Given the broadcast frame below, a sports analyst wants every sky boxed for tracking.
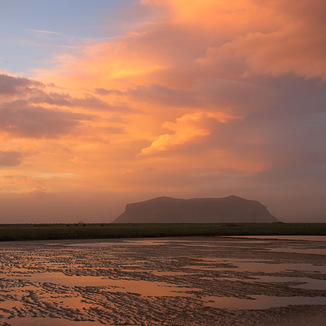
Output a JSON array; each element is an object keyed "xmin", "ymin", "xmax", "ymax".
[{"xmin": 0, "ymin": 0, "xmax": 326, "ymax": 223}]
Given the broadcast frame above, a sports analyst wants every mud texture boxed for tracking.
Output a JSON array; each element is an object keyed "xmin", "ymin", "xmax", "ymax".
[{"xmin": 0, "ymin": 236, "xmax": 325, "ymax": 325}]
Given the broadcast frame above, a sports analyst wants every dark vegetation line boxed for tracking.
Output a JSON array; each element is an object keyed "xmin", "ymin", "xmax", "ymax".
[{"xmin": 0, "ymin": 223, "xmax": 325, "ymax": 241}]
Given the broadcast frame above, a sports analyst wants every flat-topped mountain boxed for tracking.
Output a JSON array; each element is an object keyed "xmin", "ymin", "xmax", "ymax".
[{"xmin": 113, "ymin": 196, "xmax": 278, "ymax": 223}]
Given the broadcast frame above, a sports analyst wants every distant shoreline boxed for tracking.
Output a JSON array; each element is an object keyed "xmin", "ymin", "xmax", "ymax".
[{"xmin": 0, "ymin": 223, "xmax": 325, "ymax": 241}]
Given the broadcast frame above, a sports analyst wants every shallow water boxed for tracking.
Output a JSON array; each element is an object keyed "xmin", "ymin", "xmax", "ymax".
[
  {"xmin": 0, "ymin": 236, "xmax": 325, "ymax": 325},
  {"xmin": 251, "ymin": 275, "xmax": 326, "ymax": 290},
  {"xmin": 7, "ymin": 318, "xmax": 101, "ymax": 326},
  {"xmin": 235, "ymin": 236, "xmax": 326, "ymax": 241},
  {"xmin": 203, "ymin": 295, "xmax": 326, "ymax": 310},
  {"xmin": 2, "ymin": 272, "xmax": 199, "ymax": 296}
]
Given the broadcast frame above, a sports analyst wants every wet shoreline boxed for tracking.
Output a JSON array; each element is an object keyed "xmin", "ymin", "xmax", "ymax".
[{"xmin": 0, "ymin": 236, "xmax": 325, "ymax": 325}]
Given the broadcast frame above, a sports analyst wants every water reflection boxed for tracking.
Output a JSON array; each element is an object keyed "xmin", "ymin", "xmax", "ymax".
[
  {"xmin": 251, "ymin": 275, "xmax": 326, "ymax": 291},
  {"xmin": 2, "ymin": 272, "xmax": 198, "ymax": 296},
  {"xmin": 0, "ymin": 236, "xmax": 325, "ymax": 325},
  {"xmin": 8, "ymin": 318, "xmax": 102, "ymax": 326},
  {"xmin": 203, "ymin": 295, "xmax": 326, "ymax": 310}
]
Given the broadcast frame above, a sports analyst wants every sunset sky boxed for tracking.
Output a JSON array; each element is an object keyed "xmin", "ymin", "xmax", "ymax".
[{"xmin": 1, "ymin": 0, "xmax": 326, "ymax": 223}]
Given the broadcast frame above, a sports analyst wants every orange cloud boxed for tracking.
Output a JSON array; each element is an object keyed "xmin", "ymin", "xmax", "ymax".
[
  {"xmin": 1, "ymin": 1, "xmax": 326, "ymax": 221},
  {"xmin": 140, "ymin": 0, "xmax": 326, "ymax": 80},
  {"xmin": 24, "ymin": 1, "xmax": 326, "ymax": 182},
  {"xmin": 141, "ymin": 111, "xmax": 241, "ymax": 155}
]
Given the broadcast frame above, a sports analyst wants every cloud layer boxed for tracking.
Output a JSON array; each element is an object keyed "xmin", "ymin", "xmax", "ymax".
[
  {"xmin": 1, "ymin": 0, "xmax": 326, "ymax": 222},
  {"xmin": 0, "ymin": 151, "xmax": 22, "ymax": 167}
]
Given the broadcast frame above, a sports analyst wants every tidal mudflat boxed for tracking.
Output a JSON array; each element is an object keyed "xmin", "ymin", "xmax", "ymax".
[{"xmin": 0, "ymin": 236, "xmax": 325, "ymax": 325}]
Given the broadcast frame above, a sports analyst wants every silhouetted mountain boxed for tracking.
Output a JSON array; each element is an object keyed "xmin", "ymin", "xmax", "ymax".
[{"xmin": 112, "ymin": 196, "xmax": 278, "ymax": 223}]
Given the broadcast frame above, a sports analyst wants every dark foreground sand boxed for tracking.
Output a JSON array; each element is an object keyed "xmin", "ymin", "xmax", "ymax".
[{"xmin": 0, "ymin": 236, "xmax": 325, "ymax": 325}]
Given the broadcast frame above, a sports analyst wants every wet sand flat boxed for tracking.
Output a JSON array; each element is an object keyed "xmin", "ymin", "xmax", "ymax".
[{"xmin": 0, "ymin": 236, "xmax": 325, "ymax": 325}]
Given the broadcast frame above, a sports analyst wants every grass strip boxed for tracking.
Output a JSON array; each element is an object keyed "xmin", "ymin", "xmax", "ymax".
[{"xmin": 0, "ymin": 223, "xmax": 324, "ymax": 241}]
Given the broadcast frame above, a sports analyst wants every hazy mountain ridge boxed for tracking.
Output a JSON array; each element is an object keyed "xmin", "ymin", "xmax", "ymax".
[{"xmin": 113, "ymin": 195, "xmax": 278, "ymax": 223}]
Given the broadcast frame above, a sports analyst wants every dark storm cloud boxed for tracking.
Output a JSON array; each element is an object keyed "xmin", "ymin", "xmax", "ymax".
[
  {"xmin": 28, "ymin": 91, "xmax": 72, "ymax": 106},
  {"xmin": 0, "ymin": 74, "xmax": 127, "ymax": 112},
  {"xmin": 129, "ymin": 84, "xmax": 197, "ymax": 108},
  {"xmin": 72, "ymin": 96, "xmax": 123, "ymax": 111},
  {"xmin": 29, "ymin": 91, "xmax": 117, "ymax": 111},
  {"xmin": 0, "ymin": 101, "xmax": 92, "ymax": 138},
  {"xmin": 0, "ymin": 151, "xmax": 22, "ymax": 167},
  {"xmin": 94, "ymin": 88, "xmax": 123, "ymax": 96},
  {"xmin": 0, "ymin": 73, "xmax": 43, "ymax": 95}
]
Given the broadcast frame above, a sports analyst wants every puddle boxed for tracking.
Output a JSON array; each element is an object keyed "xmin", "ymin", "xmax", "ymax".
[
  {"xmin": 4, "ymin": 318, "xmax": 104, "ymax": 326},
  {"xmin": 0, "ymin": 236, "xmax": 325, "ymax": 325},
  {"xmin": 203, "ymin": 295, "xmax": 326, "ymax": 310},
  {"xmin": 234, "ymin": 236, "xmax": 326, "ymax": 242},
  {"xmin": 182, "ymin": 265, "xmax": 235, "ymax": 271},
  {"xmin": 182, "ymin": 261, "xmax": 326, "ymax": 273},
  {"xmin": 152, "ymin": 271, "xmax": 189, "ymax": 276},
  {"xmin": 232, "ymin": 262, "xmax": 326, "ymax": 273},
  {"xmin": 0, "ymin": 300, "xmax": 25, "ymax": 310},
  {"xmin": 1, "ymin": 272, "xmax": 198, "ymax": 296},
  {"xmin": 252, "ymin": 275, "xmax": 326, "ymax": 290},
  {"xmin": 269, "ymin": 248, "xmax": 326, "ymax": 255},
  {"xmin": 66, "ymin": 239, "xmax": 176, "ymax": 247}
]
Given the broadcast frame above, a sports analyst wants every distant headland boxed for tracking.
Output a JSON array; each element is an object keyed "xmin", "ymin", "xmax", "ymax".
[{"xmin": 112, "ymin": 195, "xmax": 278, "ymax": 223}]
